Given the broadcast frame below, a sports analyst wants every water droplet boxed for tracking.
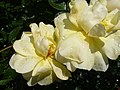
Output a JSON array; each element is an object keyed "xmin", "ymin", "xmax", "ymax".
[
  {"xmin": 6, "ymin": 25, "xmax": 8, "ymax": 28},
  {"xmin": 56, "ymin": 86, "xmax": 58, "ymax": 89},
  {"xmin": 4, "ymin": 45, "xmax": 6, "ymax": 47},
  {"xmin": 14, "ymin": 18, "xmax": 16, "ymax": 20},
  {"xmin": 116, "ymin": 79, "xmax": 119, "ymax": 82},
  {"xmin": 118, "ymin": 44, "xmax": 120, "ymax": 47},
  {"xmin": 115, "ymin": 49, "xmax": 118, "ymax": 54},
  {"xmin": 1, "ymin": 28, "xmax": 4, "ymax": 30},
  {"xmin": 22, "ymin": 5, "xmax": 25, "ymax": 8},
  {"xmin": 70, "ymin": 48, "xmax": 73, "ymax": 50},
  {"xmin": 117, "ymin": 62, "xmax": 120, "ymax": 68},
  {"xmin": 62, "ymin": 36, "xmax": 65, "ymax": 40},
  {"xmin": 25, "ymin": 10, "xmax": 28, "ymax": 13},
  {"xmin": 97, "ymin": 75, "xmax": 100, "ymax": 78}
]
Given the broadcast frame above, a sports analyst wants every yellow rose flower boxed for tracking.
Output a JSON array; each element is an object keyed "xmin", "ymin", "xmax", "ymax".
[
  {"xmin": 9, "ymin": 22, "xmax": 71, "ymax": 86},
  {"xmin": 90, "ymin": 0, "xmax": 120, "ymax": 11},
  {"xmin": 107, "ymin": 0, "xmax": 120, "ymax": 11},
  {"xmin": 54, "ymin": 0, "xmax": 120, "ymax": 72}
]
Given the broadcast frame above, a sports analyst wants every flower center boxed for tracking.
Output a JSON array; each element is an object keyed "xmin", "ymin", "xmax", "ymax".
[
  {"xmin": 101, "ymin": 20, "xmax": 114, "ymax": 32},
  {"xmin": 47, "ymin": 44, "xmax": 56, "ymax": 57}
]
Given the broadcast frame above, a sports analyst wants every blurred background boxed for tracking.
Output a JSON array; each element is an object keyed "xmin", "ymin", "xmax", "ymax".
[{"xmin": 0, "ymin": 0, "xmax": 120, "ymax": 90}]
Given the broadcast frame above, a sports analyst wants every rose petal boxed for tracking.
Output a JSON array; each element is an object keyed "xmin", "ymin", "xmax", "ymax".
[
  {"xmin": 32, "ymin": 60, "xmax": 52, "ymax": 76},
  {"xmin": 78, "ymin": 1, "xmax": 107, "ymax": 37},
  {"xmin": 93, "ymin": 51, "xmax": 109, "ymax": 71},
  {"xmin": 49, "ymin": 58, "xmax": 71, "ymax": 80},
  {"xmin": 13, "ymin": 33, "xmax": 37, "ymax": 56},
  {"xmin": 101, "ymin": 30, "xmax": 120, "ymax": 59},
  {"xmin": 54, "ymin": 13, "xmax": 79, "ymax": 44},
  {"xmin": 57, "ymin": 33, "xmax": 94, "ymax": 71},
  {"xmin": 107, "ymin": 0, "xmax": 120, "ymax": 11},
  {"xmin": 27, "ymin": 71, "xmax": 54, "ymax": 86},
  {"xmin": 69, "ymin": 0, "xmax": 88, "ymax": 27},
  {"xmin": 10, "ymin": 54, "xmax": 40, "ymax": 73},
  {"xmin": 30, "ymin": 22, "xmax": 54, "ymax": 42}
]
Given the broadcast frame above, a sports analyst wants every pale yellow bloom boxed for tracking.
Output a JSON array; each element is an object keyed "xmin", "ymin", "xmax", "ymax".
[
  {"xmin": 54, "ymin": 0, "xmax": 120, "ymax": 72},
  {"xmin": 9, "ymin": 22, "xmax": 71, "ymax": 86},
  {"xmin": 107, "ymin": 0, "xmax": 120, "ymax": 11},
  {"xmin": 90, "ymin": 0, "xmax": 120, "ymax": 11}
]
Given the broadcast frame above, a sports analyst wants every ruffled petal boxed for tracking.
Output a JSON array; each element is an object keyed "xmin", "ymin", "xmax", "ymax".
[
  {"xmin": 90, "ymin": 0, "xmax": 107, "ymax": 6},
  {"xmin": 10, "ymin": 54, "xmax": 40, "ymax": 73},
  {"xmin": 35, "ymin": 36, "xmax": 50, "ymax": 57},
  {"xmin": 9, "ymin": 54, "xmax": 20, "ymax": 69},
  {"xmin": 27, "ymin": 71, "xmax": 54, "ymax": 86},
  {"xmin": 69, "ymin": 0, "xmax": 88, "ymax": 27},
  {"xmin": 13, "ymin": 33, "xmax": 37, "ymax": 56},
  {"xmin": 78, "ymin": 1, "xmax": 107, "ymax": 37},
  {"xmin": 56, "ymin": 33, "xmax": 94, "ymax": 71},
  {"xmin": 25, "ymin": 60, "xmax": 54, "ymax": 86},
  {"xmin": 32, "ymin": 60, "xmax": 52, "ymax": 77},
  {"xmin": 49, "ymin": 58, "xmax": 71, "ymax": 80},
  {"xmin": 107, "ymin": 0, "xmax": 120, "ymax": 11},
  {"xmin": 37, "ymin": 71, "xmax": 54, "ymax": 85},
  {"xmin": 54, "ymin": 13, "xmax": 79, "ymax": 44},
  {"xmin": 111, "ymin": 11, "xmax": 120, "ymax": 30},
  {"xmin": 101, "ymin": 30, "xmax": 120, "ymax": 59},
  {"xmin": 22, "ymin": 72, "xmax": 32, "ymax": 81},
  {"xmin": 93, "ymin": 51, "xmax": 109, "ymax": 71},
  {"xmin": 55, "ymin": 50, "xmax": 76, "ymax": 72},
  {"xmin": 30, "ymin": 22, "xmax": 55, "ymax": 57},
  {"xmin": 30, "ymin": 22, "xmax": 54, "ymax": 42},
  {"xmin": 87, "ymin": 37, "xmax": 109, "ymax": 71}
]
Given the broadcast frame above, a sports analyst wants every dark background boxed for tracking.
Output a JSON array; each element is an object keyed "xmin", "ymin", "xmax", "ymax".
[{"xmin": 0, "ymin": 0, "xmax": 120, "ymax": 90}]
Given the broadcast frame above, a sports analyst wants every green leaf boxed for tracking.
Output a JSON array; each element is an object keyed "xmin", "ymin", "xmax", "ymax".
[
  {"xmin": 3, "ymin": 68, "xmax": 17, "ymax": 79},
  {"xmin": 11, "ymin": 20, "xmax": 23, "ymax": 27},
  {"xmin": 0, "ymin": 1, "xmax": 5, "ymax": 8},
  {"xmin": 0, "ymin": 79, "xmax": 12, "ymax": 85},
  {"xmin": 8, "ymin": 26, "xmax": 21, "ymax": 42},
  {"xmin": 48, "ymin": 0, "xmax": 66, "ymax": 10},
  {"xmin": 0, "ymin": 30, "xmax": 7, "ymax": 42}
]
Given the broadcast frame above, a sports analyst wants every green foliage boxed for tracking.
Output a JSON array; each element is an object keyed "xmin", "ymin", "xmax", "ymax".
[
  {"xmin": 8, "ymin": 26, "xmax": 22, "ymax": 43},
  {"xmin": 48, "ymin": 0, "xmax": 66, "ymax": 10},
  {"xmin": 0, "ymin": 0, "xmax": 120, "ymax": 90}
]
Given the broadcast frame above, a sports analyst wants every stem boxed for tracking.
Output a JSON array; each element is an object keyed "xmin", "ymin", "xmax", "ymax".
[{"xmin": 0, "ymin": 45, "xmax": 13, "ymax": 53}]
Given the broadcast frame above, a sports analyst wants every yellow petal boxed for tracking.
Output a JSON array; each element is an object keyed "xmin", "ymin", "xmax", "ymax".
[
  {"xmin": 101, "ymin": 30, "xmax": 120, "ymax": 59},
  {"xmin": 38, "ymin": 71, "xmax": 55, "ymax": 85},
  {"xmin": 49, "ymin": 58, "xmax": 71, "ymax": 80},
  {"xmin": 78, "ymin": 1, "xmax": 107, "ymax": 37},
  {"xmin": 88, "ymin": 37, "xmax": 109, "ymax": 71},
  {"xmin": 93, "ymin": 51, "xmax": 109, "ymax": 71},
  {"xmin": 27, "ymin": 71, "xmax": 54, "ymax": 86},
  {"xmin": 21, "ymin": 32, "xmax": 32, "ymax": 39},
  {"xmin": 55, "ymin": 50, "xmax": 76, "ymax": 72},
  {"xmin": 111, "ymin": 10, "xmax": 120, "ymax": 25},
  {"xmin": 88, "ymin": 24, "xmax": 106, "ymax": 37},
  {"xmin": 32, "ymin": 60, "xmax": 52, "ymax": 76},
  {"xmin": 9, "ymin": 54, "xmax": 20, "ymax": 69},
  {"xmin": 35, "ymin": 36, "xmax": 50, "ymax": 56},
  {"xmin": 27, "ymin": 76, "xmax": 38, "ymax": 86},
  {"xmin": 90, "ymin": 0, "xmax": 107, "ymax": 6},
  {"xmin": 30, "ymin": 22, "xmax": 54, "ymax": 42},
  {"xmin": 29, "ymin": 23, "xmax": 39, "ymax": 42},
  {"xmin": 56, "ymin": 33, "xmax": 94, "ymax": 71},
  {"xmin": 107, "ymin": 0, "xmax": 120, "ymax": 11},
  {"xmin": 10, "ymin": 54, "xmax": 40, "ymax": 73},
  {"xmin": 30, "ymin": 22, "xmax": 55, "ymax": 56},
  {"xmin": 13, "ymin": 33, "xmax": 37, "ymax": 56},
  {"xmin": 54, "ymin": 13, "xmax": 79, "ymax": 44},
  {"xmin": 22, "ymin": 72, "xmax": 32, "ymax": 81},
  {"xmin": 69, "ymin": 0, "xmax": 88, "ymax": 27}
]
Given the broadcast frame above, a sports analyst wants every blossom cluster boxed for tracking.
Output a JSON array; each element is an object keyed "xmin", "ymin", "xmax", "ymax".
[{"xmin": 9, "ymin": 0, "xmax": 120, "ymax": 86}]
